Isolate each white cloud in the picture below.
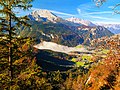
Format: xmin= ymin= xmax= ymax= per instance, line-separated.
xmin=93 ymin=21 xmax=120 ymax=24
xmin=86 ymin=11 xmax=113 ymax=15
xmin=89 ymin=15 xmax=112 ymax=20
xmin=77 ymin=8 xmax=113 ymax=15
xmin=108 ymin=6 xmax=114 ymax=9
xmin=49 ymin=10 xmax=75 ymax=17
xmin=77 ymin=8 xmax=81 ymax=14
xmin=76 ymin=7 xmax=115 ymax=21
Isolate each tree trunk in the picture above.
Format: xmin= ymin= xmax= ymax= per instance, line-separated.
xmin=9 ymin=13 xmax=13 ymax=80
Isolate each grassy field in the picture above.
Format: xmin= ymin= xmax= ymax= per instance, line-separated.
xmin=76 ymin=62 xmax=85 ymax=67
xmin=71 ymin=54 xmax=93 ymax=67
xmin=96 ymin=49 xmax=109 ymax=54
xmin=82 ymin=55 xmax=92 ymax=61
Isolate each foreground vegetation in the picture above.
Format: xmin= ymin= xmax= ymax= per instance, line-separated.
xmin=0 ymin=32 xmax=119 ymax=90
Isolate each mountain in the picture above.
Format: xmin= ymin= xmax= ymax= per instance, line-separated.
xmin=96 ymin=23 xmax=120 ymax=34
xmin=66 ymin=17 xmax=96 ymax=27
xmin=19 ymin=9 xmax=114 ymax=46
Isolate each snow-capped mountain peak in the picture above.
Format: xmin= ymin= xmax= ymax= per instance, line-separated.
xmin=28 ymin=9 xmax=59 ymax=23
xmin=66 ymin=17 xmax=96 ymax=27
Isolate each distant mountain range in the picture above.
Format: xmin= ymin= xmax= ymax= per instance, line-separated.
xmin=97 ymin=23 xmax=120 ymax=34
xmin=19 ymin=9 xmax=114 ymax=46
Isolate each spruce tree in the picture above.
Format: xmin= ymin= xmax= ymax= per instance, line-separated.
xmin=0 ymin=0 xmax=43 ymax=89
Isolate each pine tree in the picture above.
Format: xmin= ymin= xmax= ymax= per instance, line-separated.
xmin=0 ymin=0 xmax=43 ymax=89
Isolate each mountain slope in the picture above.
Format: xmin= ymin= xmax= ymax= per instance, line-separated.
xmin=75 ymin=26 xmax=113 ymax=45
xmin=20 ymin=21 xmax=84 ymax=46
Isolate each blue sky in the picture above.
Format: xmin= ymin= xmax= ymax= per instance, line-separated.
xmin=19 ymin=0 xmax=120 ymax=24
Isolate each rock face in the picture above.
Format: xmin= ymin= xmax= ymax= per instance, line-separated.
xmin=66 ymin=17 xmax=96 ymax=27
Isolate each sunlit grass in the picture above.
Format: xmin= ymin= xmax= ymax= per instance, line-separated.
xmin=71 ymin=58 xmax=77 ymax=62
xmin=96 ymin=49 xmax=109 ymax=55
xmin=71 ymin=55 xmax=92 ymax=67
xmin=76 ymin=62 xmax=85 ymax=67
xmin=101 ymin=49 xmax=109 ymax=54
xmin=82 ymin=55 xmax=92 ymax=61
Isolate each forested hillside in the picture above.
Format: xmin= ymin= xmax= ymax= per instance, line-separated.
xmin=19 ymin=18 xmax=113 ymax=46
xmin=19 ymin=21 xmax=84 ymax=46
